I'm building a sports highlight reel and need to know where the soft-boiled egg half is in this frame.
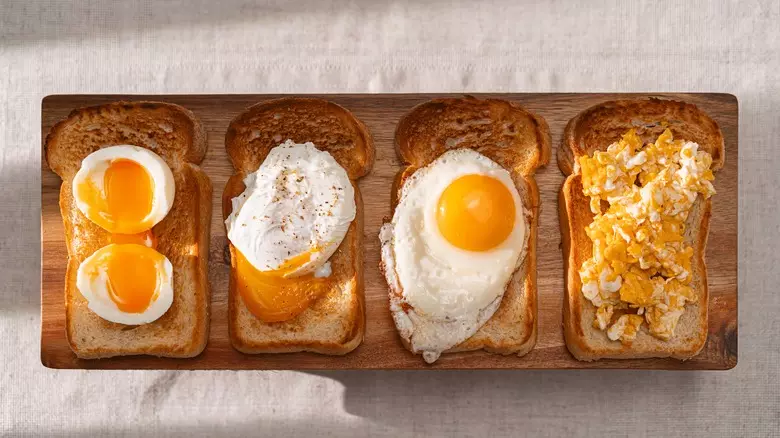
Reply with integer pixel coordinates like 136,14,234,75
73,145,176,325
77,243,174,324
72,145,174,234
380,148,527,363
225,140,356,322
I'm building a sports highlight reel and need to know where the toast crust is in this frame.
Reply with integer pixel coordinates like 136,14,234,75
45,101,211,359
383,97,550,360
559,98,723,361
559,98,724,175
226,97,374,179
223,98,373,355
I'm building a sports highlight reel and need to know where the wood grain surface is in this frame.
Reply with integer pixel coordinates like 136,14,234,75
40,93,738,370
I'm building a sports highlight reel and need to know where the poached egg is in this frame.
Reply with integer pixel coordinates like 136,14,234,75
225,140,356,322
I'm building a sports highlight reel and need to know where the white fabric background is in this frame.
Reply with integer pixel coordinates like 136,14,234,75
2,0,779,436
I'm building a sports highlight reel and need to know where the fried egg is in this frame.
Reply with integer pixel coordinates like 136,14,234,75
72,145,175,234
225,140,356,322
380,148,527,363
76,243,173,325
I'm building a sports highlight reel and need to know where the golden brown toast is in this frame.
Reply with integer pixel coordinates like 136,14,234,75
223,97,374,355
45,101,212,359
559,98,725,361
383,96,551,360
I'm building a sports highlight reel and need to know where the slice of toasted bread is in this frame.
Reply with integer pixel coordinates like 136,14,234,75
45,101,212,359
382,96,551,361
559,98,725,361
223,97,374,355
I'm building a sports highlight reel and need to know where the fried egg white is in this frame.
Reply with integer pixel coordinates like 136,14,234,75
76,243,173,325
380,148,527,363
72,145,175,235
225,140,356,322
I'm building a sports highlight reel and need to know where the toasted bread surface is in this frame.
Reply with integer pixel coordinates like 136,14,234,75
226,97,374,179
383,97,550,360
396,97,551,174
223,97,373,355
45,101,212,359
559,98,723,361
559,98,724,175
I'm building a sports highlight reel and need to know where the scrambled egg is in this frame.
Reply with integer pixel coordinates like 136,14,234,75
578,129,715,342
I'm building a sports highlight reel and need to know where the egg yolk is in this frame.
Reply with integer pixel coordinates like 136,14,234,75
436,174,515,252
104,244,161,313
235,249,330,322
110,230,158,248
78,159,154,234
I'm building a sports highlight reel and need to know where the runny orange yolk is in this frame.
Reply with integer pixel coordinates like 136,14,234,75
235,249,330,322
104,244,162,313
436,174,515,252
110,230,158,248
77,158,154,234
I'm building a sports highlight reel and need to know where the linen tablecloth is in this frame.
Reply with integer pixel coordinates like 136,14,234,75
2,1,778,436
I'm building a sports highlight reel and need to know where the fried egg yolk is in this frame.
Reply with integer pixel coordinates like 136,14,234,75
94,244,164,313
436,174,516,252
77,159,155,234
236,249,330,322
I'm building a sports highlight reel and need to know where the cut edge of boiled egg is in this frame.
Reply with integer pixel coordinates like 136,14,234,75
72,145,175,234
76,243,174,325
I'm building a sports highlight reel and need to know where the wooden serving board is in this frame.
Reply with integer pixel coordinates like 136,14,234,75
40,93,738,370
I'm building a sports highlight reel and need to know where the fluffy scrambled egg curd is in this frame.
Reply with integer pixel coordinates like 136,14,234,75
578,129,716,343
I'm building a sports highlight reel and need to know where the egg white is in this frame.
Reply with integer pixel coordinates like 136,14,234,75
380,148,528,363
76,244,174,325
72,145,175,234
225,140,355,277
